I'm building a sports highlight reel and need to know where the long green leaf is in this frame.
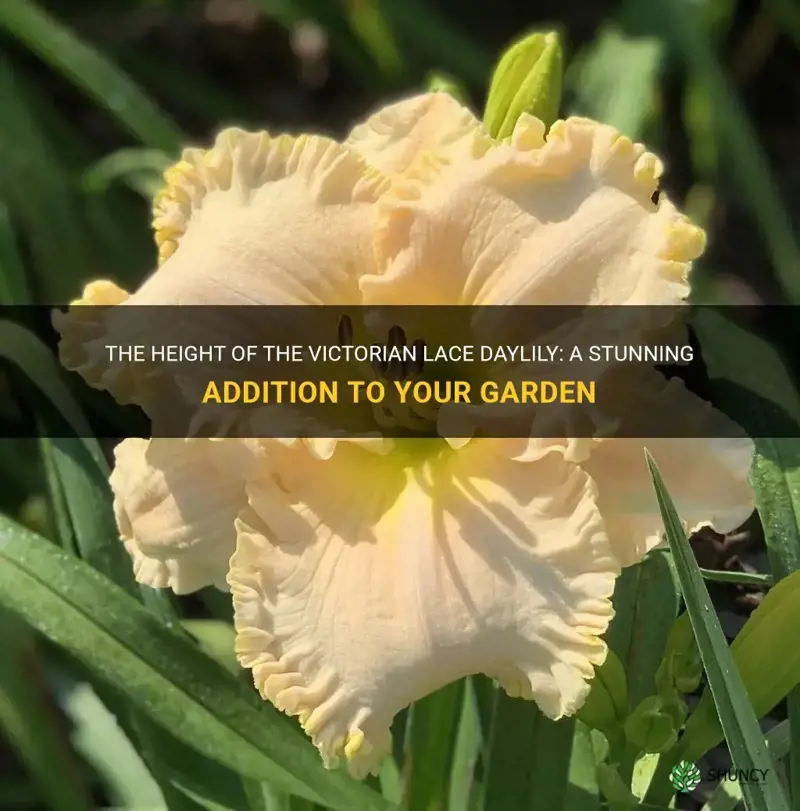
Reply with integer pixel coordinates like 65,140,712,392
83,148,172,198
406,680,464,811
482,692,574,810
605,550,679,711
701,720,791,811
694,306,800,806
567,21,663,139
0,200,30,305
447,680,481,811
681,570,800,759
64,681,164,809
645,452,790,811
0,612,94,811
564,722,601,811
0,0,182,152
0,516,391,811
700,568,772,587
0,57,97,301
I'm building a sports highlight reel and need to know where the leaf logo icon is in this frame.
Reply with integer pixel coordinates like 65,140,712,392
670,760,702,793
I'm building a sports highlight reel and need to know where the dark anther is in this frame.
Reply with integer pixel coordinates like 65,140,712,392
337,314,353,346
651,188,661,205
386,325,407,379
410,339,426,375
388,325,406,348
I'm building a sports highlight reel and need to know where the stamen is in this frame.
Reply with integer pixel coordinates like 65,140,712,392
337,314,353,346
409,339,426,375
386,325,407,380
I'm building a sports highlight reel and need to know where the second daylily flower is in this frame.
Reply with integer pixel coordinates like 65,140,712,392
55,91,754,777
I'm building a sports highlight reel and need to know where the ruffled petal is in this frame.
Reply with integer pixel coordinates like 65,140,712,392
57,131,390,410
145,129,389,304
345,92,492,180
111,437,255,594
579,370,755,567
363,114,699,310
228,439,618,777
51,280,139,403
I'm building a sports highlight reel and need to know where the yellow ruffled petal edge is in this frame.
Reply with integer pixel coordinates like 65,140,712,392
372,113,703,298
152,128,389,265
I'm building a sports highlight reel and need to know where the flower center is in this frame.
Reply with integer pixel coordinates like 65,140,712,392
337,315,450,439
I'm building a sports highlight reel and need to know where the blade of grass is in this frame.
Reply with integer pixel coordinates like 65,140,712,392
64,681,164,809
0,0,182,151
605,550,680,712
694,306,800,807
482,692,574,811
0,58,98,301
406,680,464,811
644,451,790,811
7,322,301,811
0,612,94,811
19,76,157,289
0,515,391,811
700,568,772,587
346,0,406,81
0,200,30,305
566,21,663,139
83,148,172,198
564,722,601,811
701,720,791,811
447,679,481,811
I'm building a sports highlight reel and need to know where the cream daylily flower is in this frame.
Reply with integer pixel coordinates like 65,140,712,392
55,92,755,778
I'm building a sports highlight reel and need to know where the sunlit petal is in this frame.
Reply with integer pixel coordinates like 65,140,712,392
229,439,618,776
364,114,698,310
346,92,492,180
579,369,755,566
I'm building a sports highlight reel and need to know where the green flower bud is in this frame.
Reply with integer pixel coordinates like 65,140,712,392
674,650,703,693
656,613,703,699
483,30,564,139
576,650,628,735
624,696,678,754
661,695,689,728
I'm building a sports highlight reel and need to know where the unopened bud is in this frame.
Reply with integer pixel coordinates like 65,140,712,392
624,696,679,754
483,30,563,139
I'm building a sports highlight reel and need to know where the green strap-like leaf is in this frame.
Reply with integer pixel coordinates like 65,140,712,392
681,569,800,761
0,515,391,811
482,692,574,810
701,720,791,811
644,452,790,811
0,0,182,152
406,680,464,811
